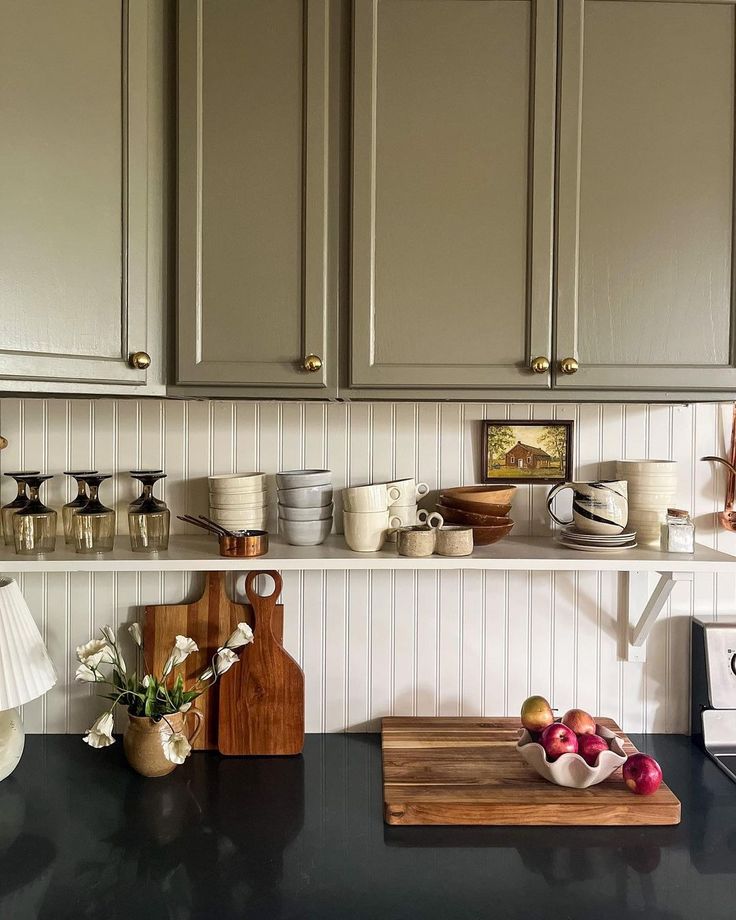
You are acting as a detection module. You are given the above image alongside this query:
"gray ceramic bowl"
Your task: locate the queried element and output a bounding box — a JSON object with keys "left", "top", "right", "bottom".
{"left": 277, "top": 484, "right": 334, "bottom": 508}
{"left": 278, "top": 502, "right": 334, "bottom": 522}
{"left": 279, "top": 516, "right": 332, "bottom": 546}
{"left": 275, "top": 469, "right": 332, "bottom": 490}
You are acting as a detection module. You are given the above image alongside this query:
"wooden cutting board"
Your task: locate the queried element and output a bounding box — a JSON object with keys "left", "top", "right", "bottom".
{"left": 144, "top": 572, "right": 283, "bottom": 750}
{"left": 382, "top": 716, "right": 681, "bottom": 826}
{"left": 218, "top": 571, "right": 304, "bottom": 756}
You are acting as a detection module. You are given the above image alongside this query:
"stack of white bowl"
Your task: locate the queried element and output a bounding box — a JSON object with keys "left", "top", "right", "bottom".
{"left": 616, "top": 459, "right": 678, "bottom": 546}
{"left": 277, "top": 470, "right": 333, "bottom": 545}
{"left": 208, "top": 473, "right": 268, "bottom": 532}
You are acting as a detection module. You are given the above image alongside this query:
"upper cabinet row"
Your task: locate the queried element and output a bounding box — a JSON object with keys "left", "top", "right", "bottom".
{"left": 2, "top": 0, "right": 736, "bottom": 399}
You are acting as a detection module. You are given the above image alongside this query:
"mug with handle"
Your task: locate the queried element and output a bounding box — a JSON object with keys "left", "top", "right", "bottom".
{"left": 546, "top": 480, "right": 628, "bottom": 535}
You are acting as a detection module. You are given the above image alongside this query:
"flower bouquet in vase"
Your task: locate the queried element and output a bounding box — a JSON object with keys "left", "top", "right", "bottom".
{"left": 76, "top": 620, "right": 253, "bottom": 776}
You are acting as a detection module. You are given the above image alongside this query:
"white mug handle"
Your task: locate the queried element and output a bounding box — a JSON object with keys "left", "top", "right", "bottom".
{"left": 387, "top": 486, "right": 401, "bottom": 502}
{"left": 415, "top": 482, "right": 430, "bottom": 499}
{"left": 546, "top": 482, "right": 574, "bottom": 526}
{"left": 417, "top": 509, "right": 443, "bottom": 529}
{"left": 388, "top": 515, "right": 403, "bottom": 530}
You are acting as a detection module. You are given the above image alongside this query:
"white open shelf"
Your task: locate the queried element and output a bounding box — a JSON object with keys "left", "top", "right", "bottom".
{"left": 0, "top": 534, "right": 733, "bottom": 573}
{"left": 3, "top": 535, "right": 733, "bottom": 663}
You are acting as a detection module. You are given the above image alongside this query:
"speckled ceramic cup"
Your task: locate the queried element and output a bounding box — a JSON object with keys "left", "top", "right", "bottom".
{"left": 435, "top": 525, "right": 474, "bottom": 556}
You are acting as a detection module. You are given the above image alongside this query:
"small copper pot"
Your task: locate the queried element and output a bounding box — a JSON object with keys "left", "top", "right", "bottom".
{"left": 218, "top": 530, "right": 269, "bottom": 557}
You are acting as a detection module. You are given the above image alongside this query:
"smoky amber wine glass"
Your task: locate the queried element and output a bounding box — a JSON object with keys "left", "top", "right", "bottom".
{"left": 128, "top": 471, "right": 170, "bottom": 553}
{"left": 2, "top": 471, "right": 39, "bottom": 546}
{"left": 74, "top": 474, "right": 115, "bottom": 554}
{"left": 62, "top": 471, "right": 97, "bottom": 544}
{"left": 13, "top": 475, "right": 57, "bottom": 555}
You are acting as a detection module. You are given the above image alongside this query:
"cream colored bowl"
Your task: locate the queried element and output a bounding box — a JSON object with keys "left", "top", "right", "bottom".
{"left": 516, "top": 723, "right": 627, "bottom": 789}
{"left": 209, "top": 490, "right": 268, "bottom": 509}
{"left": 208, "top": 473, "right": 266, "bottom": 492}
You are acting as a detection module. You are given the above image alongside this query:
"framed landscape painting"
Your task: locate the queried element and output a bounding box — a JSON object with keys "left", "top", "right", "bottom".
{"left": 482, "top": 420, "right": 573, "bottom": 485}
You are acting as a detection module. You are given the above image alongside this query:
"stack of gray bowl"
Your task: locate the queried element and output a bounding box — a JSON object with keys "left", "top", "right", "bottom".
{"left": 276, "top": 470, "right": 333, "bottom": 545}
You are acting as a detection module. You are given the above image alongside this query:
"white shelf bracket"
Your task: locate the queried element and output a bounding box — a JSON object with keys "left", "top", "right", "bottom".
{"left": 622, "top": 570, "right": 693, "bottom": 662}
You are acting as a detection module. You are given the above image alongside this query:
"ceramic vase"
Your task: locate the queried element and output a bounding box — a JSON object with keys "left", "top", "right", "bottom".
{"left": 124, "top": 709, "right": 203, "bottom": 777}
{"left": 616, "top": 460, "right": 678, "bottom": 546}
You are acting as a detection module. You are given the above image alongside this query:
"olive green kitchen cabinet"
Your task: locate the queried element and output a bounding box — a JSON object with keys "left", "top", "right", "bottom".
{"left": 0, "top": 0, "right": 165, "bottom": 394}
{"left": 348, "top": 0, "right": 557, "bottom": 392}
{"left": 554, "top": 0, "right": 736, "bottom": 393}
{"left": 176, "top": 0, "right": 339, "bottom": 396}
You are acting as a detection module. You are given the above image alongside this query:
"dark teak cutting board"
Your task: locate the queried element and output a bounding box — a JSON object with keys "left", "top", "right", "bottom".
{"left": 218, "top": 571, "right": 304, "bottom": 756}
{"left": 382, "top": 716, "right": 681, "bottom": 826}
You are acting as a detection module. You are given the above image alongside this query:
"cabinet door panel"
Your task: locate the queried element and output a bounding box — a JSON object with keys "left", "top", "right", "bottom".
{"left": 351, "top": 0, "right": 556, "bottom": 389}
{"left": 177, "top": 0, "right": 334, "bottom": 391}
{"left": 0, "top": 0, "right": 148, "bottom": 385}
{"left": 556, "top": 0, "right": 736, "bottom": 390}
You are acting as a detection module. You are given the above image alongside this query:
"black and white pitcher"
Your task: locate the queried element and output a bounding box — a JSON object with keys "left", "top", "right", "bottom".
{"left": 546, "top": 480, "right": 628, "bottom": 535}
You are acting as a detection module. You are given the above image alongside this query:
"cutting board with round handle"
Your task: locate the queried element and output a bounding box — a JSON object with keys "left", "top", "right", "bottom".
{"left": 144, "top": 572, "right": 283, "bottom": 750}
{"left": 218, "top": 571, "right": 305, "bottom": 756}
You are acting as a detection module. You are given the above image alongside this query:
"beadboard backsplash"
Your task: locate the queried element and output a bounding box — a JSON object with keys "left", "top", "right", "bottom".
{"left": 2, "top": 398, "right": 735, "bottom": 736}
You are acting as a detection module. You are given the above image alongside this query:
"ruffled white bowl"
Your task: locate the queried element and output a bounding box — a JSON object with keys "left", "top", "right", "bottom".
{"left": 516, "top": 722, "right": 627, "bottom": 788}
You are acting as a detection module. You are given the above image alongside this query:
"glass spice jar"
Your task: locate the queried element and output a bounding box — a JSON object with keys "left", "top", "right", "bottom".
{"left": 661, "top": 508, "right": 695, "bottom": 553}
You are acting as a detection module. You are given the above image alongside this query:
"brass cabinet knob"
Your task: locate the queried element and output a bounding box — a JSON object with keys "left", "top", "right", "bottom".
{"left": 530, "top": 356, "right": 550, "bottom": 374}
{"left": 129, "top": 351, "right": 151, "bottom": 370}
{"left": 303, "top": 354, "right": 323, "bottom": 373}
{"left": 560, "top": 357, "right": 579, "bottom": 375}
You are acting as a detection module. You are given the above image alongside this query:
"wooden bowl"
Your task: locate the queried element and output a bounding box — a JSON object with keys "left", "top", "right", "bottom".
{"left": 469, "top": 517, "right": 515, "bottom": 546}
{"left": 437, "top": 502, "right": 512, "bottom": 524}
{"left": 440, "top": 493, "right": 515, "bottom": 516}
{"left": 441, "top": 485, "right": 517, "bottom": 506}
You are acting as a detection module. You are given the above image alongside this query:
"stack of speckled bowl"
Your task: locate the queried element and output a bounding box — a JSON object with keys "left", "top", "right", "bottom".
{"left": 436, "top": 485, "right": 516, "bottom": 546}
{"left": 277, "top": 470, "right": 333, "bottom": 545}
{"left": 208, "top": 473, "right": 268, "bottom": 531}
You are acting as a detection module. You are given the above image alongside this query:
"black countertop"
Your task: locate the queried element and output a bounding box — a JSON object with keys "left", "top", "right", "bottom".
{"left": 0, "top": 733, "right": 735, "bottom": 920}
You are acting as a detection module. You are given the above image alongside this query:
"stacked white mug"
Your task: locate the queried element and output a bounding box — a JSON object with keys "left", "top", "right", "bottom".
{"left": 342, "top": 478, "right": 429, "bottom": 552}
{"left": 385, "top": 478, "right": 430, "bottom": 542}
{"left": 616, "top": 460, "right": 678, "bottom": 546}
{"left": 208, "top": 473, "right": 268, "bottom": 531}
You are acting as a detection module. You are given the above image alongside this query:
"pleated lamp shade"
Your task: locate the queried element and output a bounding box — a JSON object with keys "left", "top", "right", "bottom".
{"left": 0, "top": 577, "right": 56, "bottom": 710}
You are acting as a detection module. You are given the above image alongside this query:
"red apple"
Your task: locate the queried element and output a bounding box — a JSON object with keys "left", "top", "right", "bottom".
{"left": 520, "top": 695, "right": 555, "bottom": 733}
{"left": 623, "top": 753, "right": 663, "bottom": 795}
{"left": 577, "top": 733, "right": 609, "bottom": 767}
{"left": 561, "top": 708, "right": 597, "bottom": 735}
{"left": 540, "top": 722, "right": 578, "bottom": 761}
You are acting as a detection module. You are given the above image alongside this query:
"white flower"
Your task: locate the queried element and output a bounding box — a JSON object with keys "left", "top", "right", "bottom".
{"left": 162, "top": 635, "right": 199, "bottom": 677}
{"left": 225, "top": 622, "right": 254, "bottom": 650}
{"left": 128, "top": 622, "right": 143, "bottom": 647}
{"left": 214, "top": 647, "right": 239, "bottom": 676}
{"left": 75, "top": 663, "right": 100, "bottom": 682}
{"left": 76, "top": 639, "right": 114, "bottom": 668}
{"left": 83, "top": 712, "right": 115, "bottom": 748}
{"left": 142, "top": 674, "right": 152, "bottom": 688}
{"left": 161, "top": 730, "right": 191, "bottom": 765}
{"left": 100, "top": 625, "right": 116, "bottom": 644}
{"left": 179, "top": 701, "right": 192, "bottom": 713}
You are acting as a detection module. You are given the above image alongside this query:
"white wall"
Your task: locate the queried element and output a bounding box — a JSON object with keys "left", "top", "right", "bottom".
{"left": 2, "top": 397, "right": 735, "bottom": 736}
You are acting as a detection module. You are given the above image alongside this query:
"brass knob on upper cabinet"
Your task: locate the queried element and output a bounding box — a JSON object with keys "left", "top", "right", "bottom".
{"left": 129, "top": 351, "right": 151, "bottom": 370}
{"left": 303, "top": 354, "right": 323, "bottom": 373}
{"left": 530, "top": 356, "right": 550, "bottom": 374}
{"left": 560, "top": 357, "right": 579, "bottom": 375}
